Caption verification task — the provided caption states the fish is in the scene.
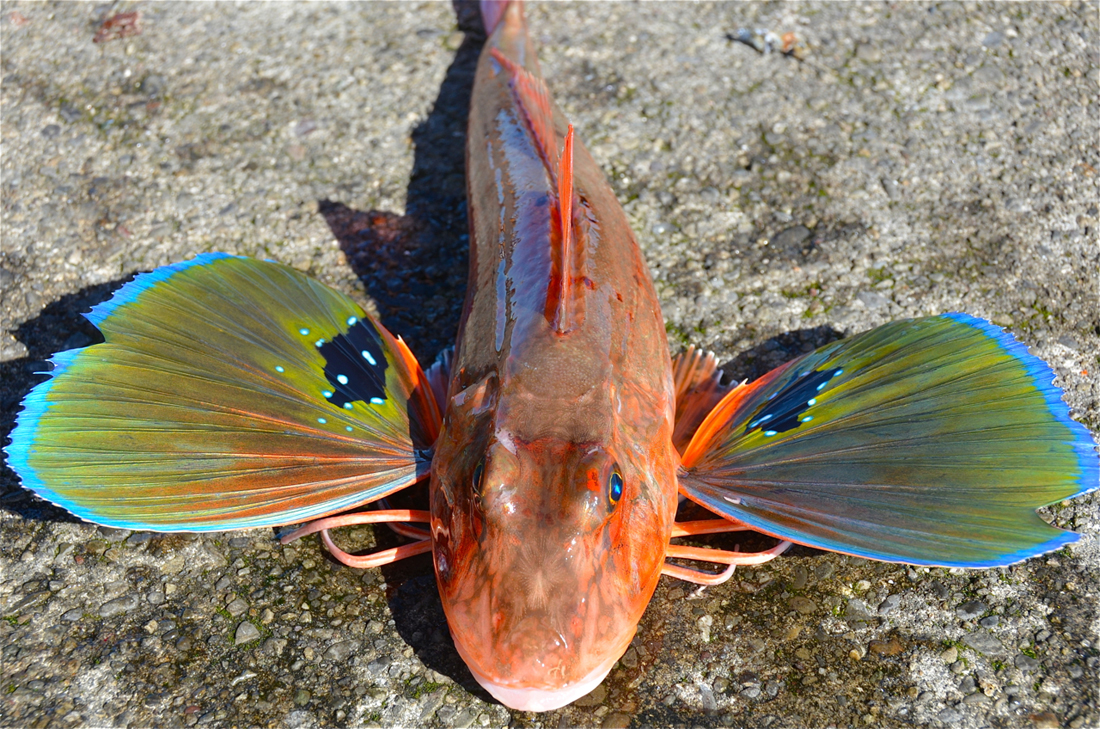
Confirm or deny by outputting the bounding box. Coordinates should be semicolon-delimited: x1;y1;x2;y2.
4;0;1097;714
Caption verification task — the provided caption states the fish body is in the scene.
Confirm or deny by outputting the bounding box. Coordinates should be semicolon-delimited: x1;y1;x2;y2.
431;1;677;710
4;0;1097;717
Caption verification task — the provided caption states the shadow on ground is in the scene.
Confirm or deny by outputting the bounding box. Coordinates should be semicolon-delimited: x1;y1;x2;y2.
317;0;489;694
0;280;127;523
317;2;484;366
720;325;844;384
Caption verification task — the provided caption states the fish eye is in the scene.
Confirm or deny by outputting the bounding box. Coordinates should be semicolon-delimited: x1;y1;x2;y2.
608;470;624;507
471;460;485;509
472;460;484;491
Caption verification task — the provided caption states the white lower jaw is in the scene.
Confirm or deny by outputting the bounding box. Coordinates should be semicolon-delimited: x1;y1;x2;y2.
451;637;622;712
471;658;616;712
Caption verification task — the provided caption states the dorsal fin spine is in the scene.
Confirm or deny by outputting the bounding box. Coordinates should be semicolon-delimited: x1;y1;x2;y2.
552;125;575;335
489;47;557;179
489;48;583;335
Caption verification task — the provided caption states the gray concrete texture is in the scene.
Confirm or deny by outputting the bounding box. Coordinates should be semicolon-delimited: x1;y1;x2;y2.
1;2;1097;727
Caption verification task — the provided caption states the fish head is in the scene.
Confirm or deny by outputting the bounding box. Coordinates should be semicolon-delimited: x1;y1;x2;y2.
429;383;677;711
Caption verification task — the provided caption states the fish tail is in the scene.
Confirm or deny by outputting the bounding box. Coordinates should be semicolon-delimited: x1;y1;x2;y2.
480;0;515;36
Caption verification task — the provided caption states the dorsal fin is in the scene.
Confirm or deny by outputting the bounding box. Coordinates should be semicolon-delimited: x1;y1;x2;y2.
489;47;558;179
489;48;583;335
551;125;575;334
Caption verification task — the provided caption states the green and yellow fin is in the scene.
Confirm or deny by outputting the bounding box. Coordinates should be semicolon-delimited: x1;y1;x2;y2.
679;314;1098;567
6;253;439;532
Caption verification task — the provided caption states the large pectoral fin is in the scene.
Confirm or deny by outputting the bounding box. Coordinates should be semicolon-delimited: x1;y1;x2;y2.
6;253;440;532
678;314;1098;567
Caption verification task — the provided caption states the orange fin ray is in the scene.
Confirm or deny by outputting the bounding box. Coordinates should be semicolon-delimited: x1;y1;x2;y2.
490;47;558;178
551;125;575;334
661;540;793;586
279;509;432;569
671;346;738;454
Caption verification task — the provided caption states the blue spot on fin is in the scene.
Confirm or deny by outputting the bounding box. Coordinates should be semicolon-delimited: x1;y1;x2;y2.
744;366;839;436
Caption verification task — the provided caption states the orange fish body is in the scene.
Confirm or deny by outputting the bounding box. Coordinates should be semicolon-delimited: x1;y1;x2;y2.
430;1;679;711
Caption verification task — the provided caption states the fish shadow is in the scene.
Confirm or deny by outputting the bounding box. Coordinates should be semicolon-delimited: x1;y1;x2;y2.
719;324;844;385
326;0;490;697
381;564;496;704
317;0;484;366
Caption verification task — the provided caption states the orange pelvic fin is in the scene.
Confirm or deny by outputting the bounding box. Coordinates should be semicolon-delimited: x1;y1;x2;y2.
679;360;796;469
670;346;736;454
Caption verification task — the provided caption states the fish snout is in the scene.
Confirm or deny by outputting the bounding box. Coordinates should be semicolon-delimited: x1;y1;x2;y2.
451;613;626;712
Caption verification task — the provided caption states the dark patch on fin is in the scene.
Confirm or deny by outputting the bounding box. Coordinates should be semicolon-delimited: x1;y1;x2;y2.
318;320;390;408
744;367;842;436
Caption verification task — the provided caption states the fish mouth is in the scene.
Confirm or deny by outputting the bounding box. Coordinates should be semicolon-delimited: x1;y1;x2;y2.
454;640;621;712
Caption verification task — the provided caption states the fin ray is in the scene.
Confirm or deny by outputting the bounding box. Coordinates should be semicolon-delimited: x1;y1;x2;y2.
6;253;438;532
679;314;1098;567
671;345;734;454
551;125;576;334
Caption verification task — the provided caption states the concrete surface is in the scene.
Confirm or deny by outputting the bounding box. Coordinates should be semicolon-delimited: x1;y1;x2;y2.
1;2;1097;728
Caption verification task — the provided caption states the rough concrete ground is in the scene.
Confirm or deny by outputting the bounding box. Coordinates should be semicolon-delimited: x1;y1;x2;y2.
1;2;1097;728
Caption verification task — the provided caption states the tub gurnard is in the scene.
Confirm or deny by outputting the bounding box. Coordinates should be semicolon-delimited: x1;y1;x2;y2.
7;0;1098;713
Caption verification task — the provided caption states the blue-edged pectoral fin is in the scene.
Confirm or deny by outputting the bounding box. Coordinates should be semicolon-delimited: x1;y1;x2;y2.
678;314;1098;568
5;253;440;532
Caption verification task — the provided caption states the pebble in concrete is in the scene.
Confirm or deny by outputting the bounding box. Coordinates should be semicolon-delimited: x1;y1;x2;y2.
955;600;987;619
234;622;261;645
98;595;139;618
962;632;1006;658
